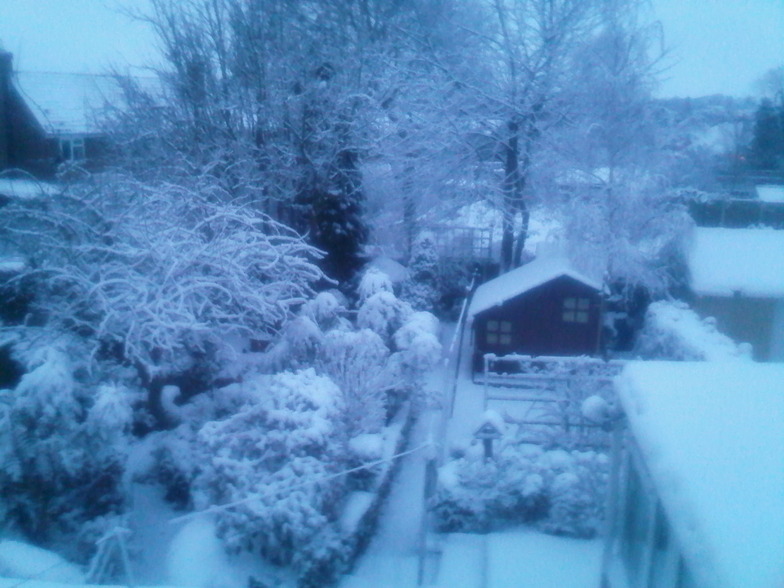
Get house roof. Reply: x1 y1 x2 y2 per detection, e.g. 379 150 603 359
12 71 158 136
688 227 784 298
617 361 784 588
468 255 601 318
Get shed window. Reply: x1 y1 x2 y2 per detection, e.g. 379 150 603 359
563 297 590 323
486 320 512 345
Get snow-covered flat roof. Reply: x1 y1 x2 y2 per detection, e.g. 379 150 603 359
617 361 784 588
756 184 784 203
688 227 784 298
468 255 601 318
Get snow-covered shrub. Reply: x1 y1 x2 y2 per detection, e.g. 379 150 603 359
192 370 349 576
388 312 442 407
345 433 385 491
357 267 394 305
0 347 130 558
318 329 391 435
357 291 412 344
283 316 324 366
432 443 609 538
86 384 135 452
537 450 609 538
432 447 549 533
635 300 752 361
301 291 348 331
393 311 440 351
401 231 440 312
437 257 474 318
0 540 85 584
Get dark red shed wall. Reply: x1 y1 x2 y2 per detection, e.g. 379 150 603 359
473 275 602 367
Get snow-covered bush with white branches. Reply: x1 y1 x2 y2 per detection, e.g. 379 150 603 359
0 171 323 424
388 311 443 407
317 329 392 435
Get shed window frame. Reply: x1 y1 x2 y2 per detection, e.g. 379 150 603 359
486 319 512 345
563 297 591 324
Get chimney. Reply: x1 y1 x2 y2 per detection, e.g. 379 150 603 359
0 46 12 169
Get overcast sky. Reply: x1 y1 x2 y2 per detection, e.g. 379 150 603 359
0 0 782 98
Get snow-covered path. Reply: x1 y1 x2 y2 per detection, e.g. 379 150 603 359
340 409 438 588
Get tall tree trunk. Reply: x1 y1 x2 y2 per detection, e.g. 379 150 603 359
501 117 523 271
402 162 417 262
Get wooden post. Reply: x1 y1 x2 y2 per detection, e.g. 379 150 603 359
482 438 493 461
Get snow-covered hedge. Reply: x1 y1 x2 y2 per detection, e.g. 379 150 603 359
635 300 751 361
433 443 609 539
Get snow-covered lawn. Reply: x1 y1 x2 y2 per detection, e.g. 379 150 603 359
436 529 601 588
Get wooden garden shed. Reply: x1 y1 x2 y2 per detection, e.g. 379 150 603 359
467 255 604 369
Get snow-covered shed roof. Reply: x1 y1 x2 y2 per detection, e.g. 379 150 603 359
468 255 601 318
12 71 158 136
756 184 784 203
688 227 784 298
617 361 784 588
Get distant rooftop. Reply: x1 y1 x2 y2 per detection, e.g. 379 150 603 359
688 227 784 298
12 70 159 136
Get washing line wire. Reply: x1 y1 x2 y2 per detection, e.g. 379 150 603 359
168 440 433 526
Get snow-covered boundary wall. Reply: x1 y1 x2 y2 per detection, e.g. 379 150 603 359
634 301 751 362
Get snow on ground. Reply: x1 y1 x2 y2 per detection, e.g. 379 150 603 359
0 541 84 584
433 529 601 588
688 227 784 298
0 581 176 588
618 361 784 588
127 484 182 585
166 515 288 588
485 530 601 587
